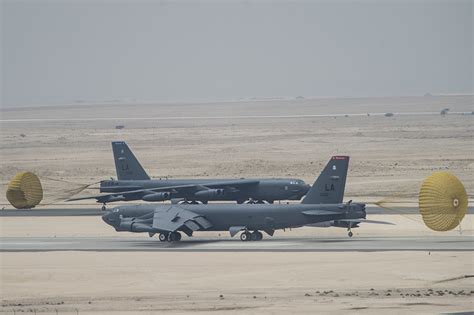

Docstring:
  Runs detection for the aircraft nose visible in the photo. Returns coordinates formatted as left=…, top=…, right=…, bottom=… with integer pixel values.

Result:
left=102, top=211, right=119, bottom=226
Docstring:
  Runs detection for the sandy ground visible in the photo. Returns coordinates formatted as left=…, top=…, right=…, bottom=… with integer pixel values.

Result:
left=1, top=96, right=473, bottom=313
left=1, top=252, right=473, bottom=314
left=1, top=96, right=473, bottom=204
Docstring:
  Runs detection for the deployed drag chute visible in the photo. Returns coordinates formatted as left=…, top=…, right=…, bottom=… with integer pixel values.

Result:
left=418, top=172, right=468, bottom=231
left=6, top=172, right=43, bottom=209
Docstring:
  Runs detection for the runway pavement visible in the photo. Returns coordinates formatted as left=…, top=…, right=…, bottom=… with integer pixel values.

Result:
left=1, top=235, right=472, bottom=252
left=1, top=206, right=473, bottom=216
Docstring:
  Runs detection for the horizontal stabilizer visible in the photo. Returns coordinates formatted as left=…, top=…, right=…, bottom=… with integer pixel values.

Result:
left=339, top=219, right=394, bottom=225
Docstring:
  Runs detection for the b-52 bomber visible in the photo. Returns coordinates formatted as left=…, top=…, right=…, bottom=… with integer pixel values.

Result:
left=69, top=142, right=310, bottom=209
left=102, top=156, right=391, bottom=241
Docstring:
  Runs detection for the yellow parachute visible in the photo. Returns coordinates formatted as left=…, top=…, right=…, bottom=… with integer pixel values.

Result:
left=419, top=172, right=468, bottom=231
left=6, top=172, right=43, bottom=209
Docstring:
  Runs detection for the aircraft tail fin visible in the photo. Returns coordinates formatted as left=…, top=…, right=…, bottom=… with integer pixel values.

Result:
left=302, top=156, right=349, bottom=204
left=112, top=141, right=150, bottom=180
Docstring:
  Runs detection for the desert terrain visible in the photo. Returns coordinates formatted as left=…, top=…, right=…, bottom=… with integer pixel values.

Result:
left=1, top=95, right=473, bottom=314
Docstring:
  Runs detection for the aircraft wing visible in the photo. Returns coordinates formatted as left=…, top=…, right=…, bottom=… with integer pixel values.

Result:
left=67, top=179, right=260, bottom=202
left=67, top=194, right=125, bottom=203
left=201, top=179, right=260, bottom=188
left=152, top=206, right=213, bottom=234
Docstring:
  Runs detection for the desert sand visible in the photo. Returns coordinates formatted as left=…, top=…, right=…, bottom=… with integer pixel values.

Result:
left=1, top=95, right=473, bottom=314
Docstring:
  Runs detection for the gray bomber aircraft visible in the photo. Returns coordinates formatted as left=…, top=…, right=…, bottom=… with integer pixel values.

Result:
left=69, top=142, right=310, bottom=209
left=102, top=156, right=391, bottom=241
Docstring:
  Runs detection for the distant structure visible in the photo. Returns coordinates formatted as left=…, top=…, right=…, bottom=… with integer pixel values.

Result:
left=115, top=125, right=125, bottom=130
left=440, top=108, right=450, bottom=115
left=384, top=112, right=394, bottom=117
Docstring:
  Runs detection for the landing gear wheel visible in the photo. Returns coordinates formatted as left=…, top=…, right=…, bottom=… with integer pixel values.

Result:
left=240, top=232, right=251, bottom=242
left=251, top=231, right=263, bottom=241
left=159, top=233, right=167, bottom=242
left=101, top=205, right=106, bottom=211
left=250, top=232, right=258, bottom=241
left=348, top=231, right=353, bottom=238
left=167, top=232, right=181, bottom=242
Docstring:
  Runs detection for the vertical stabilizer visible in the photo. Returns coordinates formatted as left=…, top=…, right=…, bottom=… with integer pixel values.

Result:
left=302, top=156, right=349, bottom=204
left=112, top=142, right=150, bottom=180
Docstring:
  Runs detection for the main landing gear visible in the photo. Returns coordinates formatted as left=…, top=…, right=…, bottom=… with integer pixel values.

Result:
left=240, top=231, right=263, bottom=241
left=101, top=204, right=107, bottom=211
left=159, top=232, right=182, bottom=242
left=178, top=200, right=203, bottom=205
left=244, top=200, right=268, bottom=204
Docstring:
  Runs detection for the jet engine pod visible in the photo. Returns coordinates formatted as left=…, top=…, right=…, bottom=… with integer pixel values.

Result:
left=194, top=189, right=224, bottom=200
left=418, top=172, right=468, bottom=231
left=142, top=192, right=170, bottom=202
left=6, top=172, right=43, bottom=209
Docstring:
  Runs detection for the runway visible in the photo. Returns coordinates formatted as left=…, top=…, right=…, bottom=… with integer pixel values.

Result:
left=1, top=206, right=473, bottom=217
left=1, top=235, right=472, bottom=252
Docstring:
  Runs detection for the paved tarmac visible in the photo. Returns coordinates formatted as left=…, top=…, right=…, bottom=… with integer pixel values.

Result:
left=2, top=206, right=473, bottom=217
left=1, top=235, right=472, bottom=252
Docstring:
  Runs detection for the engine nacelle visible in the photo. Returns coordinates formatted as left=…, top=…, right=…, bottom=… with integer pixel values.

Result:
left=142, top=192, right=171, bottom=202
left=194, top=189, right=225, bottom=200
left=119, top=219, right=154, bottom=232
left=306, top=221, right=332, bottom=228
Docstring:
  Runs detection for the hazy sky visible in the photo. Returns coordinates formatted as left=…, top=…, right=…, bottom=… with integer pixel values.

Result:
left=1, top=0, right=472, bottom=107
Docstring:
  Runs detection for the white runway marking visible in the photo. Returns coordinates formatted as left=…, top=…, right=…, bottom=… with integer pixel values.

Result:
left=0, top=111, right=470, bottom=123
